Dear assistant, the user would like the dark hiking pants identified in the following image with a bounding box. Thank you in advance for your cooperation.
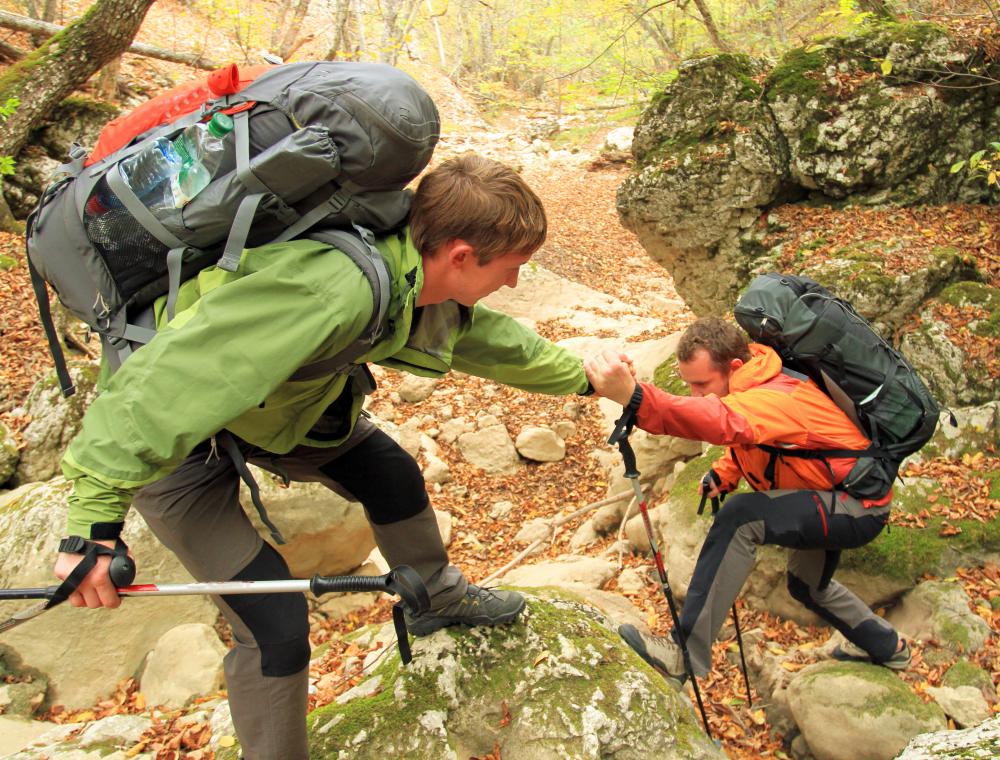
[675,489,898,677]
[132,418,467,760]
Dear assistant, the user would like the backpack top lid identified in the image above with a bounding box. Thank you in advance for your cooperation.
[233,61,441,191]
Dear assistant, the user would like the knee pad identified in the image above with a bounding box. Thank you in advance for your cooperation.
[227,543,310,677]
[786,572,812,604]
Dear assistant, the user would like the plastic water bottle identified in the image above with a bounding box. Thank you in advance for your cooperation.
[118,138,182,211]
[173,113,234,205]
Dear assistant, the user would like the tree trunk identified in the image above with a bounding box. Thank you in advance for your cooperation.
[0,0,156,190]
[0,9,219,70]
[278,0,312,61]
[270,0,293,51]
[324,0,354,59]
[690,0,729,51]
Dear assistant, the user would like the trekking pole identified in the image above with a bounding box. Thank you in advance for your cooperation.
[0,564,430,665]
[698,476,752,709]
[608,407,713,739]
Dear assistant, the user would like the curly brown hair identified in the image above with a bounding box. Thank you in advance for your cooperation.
[677,317,751,368]
[409,153,547,264]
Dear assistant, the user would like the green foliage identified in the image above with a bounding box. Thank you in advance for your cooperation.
[0,96,18,178]
[950,142,1000,191]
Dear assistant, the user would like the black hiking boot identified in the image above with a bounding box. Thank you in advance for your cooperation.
[404,585,525,636]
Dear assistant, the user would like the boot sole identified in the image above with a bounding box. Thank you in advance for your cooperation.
[407,598,526,637]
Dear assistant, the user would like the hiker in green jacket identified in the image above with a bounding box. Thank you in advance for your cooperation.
[52,153,591,759]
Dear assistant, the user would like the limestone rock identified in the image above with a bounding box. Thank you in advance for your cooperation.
[307,590,725,759]
[925,685,991,729]
[397,375,438,403]
[439,417,474,444]
[502,555,616,590]
[920,403,999,460]
[515,427,566,462]
[514,517,551,547]
[422,452,452,485]
[242,466,375,578]
[901,282,1000,406]
[0,715,52,758]
[568,518,600,551]
[76,714,153,750]
[887,581,993,654]
[617,567,647,595]
[551,420,577,440]
[0,479,217,710]
[894,715,1000,759]
[603,126,634,152]
[616,26,995,317]
[941,659,996,704]
[457,424,519,474]
[0,420,18,486]
[140,624,227,709]
[14,362,100,485]
[489,500,514,520]
[787,661,947,760]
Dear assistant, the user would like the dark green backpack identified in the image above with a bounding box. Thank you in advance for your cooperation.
[734,272,941,500]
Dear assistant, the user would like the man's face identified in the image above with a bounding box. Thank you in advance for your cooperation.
[678,348,734,398]
[450,249,532,306]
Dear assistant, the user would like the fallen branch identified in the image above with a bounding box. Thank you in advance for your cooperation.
[0,10,220,70]
[478,486,648,585]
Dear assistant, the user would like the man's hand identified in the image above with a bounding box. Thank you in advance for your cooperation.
[53,539,128,609]
[584,349,638,407]
[699,469,724,500]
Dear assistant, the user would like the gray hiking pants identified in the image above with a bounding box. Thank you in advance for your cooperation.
[133,418,467,760]
[677,489,898,677]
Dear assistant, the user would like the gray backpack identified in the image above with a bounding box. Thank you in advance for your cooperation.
[26,61,440,396]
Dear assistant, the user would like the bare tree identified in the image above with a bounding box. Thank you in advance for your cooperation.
[277,0,312,60]
[691,0,729,51]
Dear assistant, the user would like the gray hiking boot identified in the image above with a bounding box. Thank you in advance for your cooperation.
[832,638,911,671]
[618,623,687,682]
[404,585,526,636]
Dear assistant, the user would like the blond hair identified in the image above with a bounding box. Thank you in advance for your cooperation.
[409,153,546,263]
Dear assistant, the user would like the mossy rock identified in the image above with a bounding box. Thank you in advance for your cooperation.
[0,419,18,486]
[941,659,995,698]
[0,253,17,271]
[788,660,947,760]
[887,580,993,655]
[307,590,724,759]
[651,355,690,397]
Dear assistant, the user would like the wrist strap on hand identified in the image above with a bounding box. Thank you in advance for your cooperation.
[50,537,134,608]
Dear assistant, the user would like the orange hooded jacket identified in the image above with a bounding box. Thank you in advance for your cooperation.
[635,343,891,507]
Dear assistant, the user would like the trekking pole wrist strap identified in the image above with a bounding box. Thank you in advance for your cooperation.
[52,537,135,607]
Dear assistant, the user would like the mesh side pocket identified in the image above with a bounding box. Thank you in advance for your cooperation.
[83,175,169,301]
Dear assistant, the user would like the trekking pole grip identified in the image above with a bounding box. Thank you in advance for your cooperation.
[308,565,430,613]
[608,407,639,479]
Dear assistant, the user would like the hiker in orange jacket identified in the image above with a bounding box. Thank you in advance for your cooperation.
[585,317,910,681]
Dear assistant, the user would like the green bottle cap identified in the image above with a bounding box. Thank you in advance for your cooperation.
[208,113,235,138]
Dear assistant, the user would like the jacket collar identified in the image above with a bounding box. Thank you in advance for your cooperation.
[728,343,783,394]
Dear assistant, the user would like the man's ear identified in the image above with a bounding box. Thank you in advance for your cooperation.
[729,358,744,374]
[447,240,474,267]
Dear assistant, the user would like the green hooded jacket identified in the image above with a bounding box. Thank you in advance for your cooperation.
[61,229,589,537]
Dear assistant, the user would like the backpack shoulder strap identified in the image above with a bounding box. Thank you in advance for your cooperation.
[289,226,391,382]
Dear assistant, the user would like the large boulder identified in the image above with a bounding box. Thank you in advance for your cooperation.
[787,661,947,760]
[306,589,725,759]
[0,479,217,710]
[140,623,227,709]
[13,362,100,486]
[618,53,787,317]
[242,465,375,578]
[920,403,1000,460]
[616,23,997,317]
